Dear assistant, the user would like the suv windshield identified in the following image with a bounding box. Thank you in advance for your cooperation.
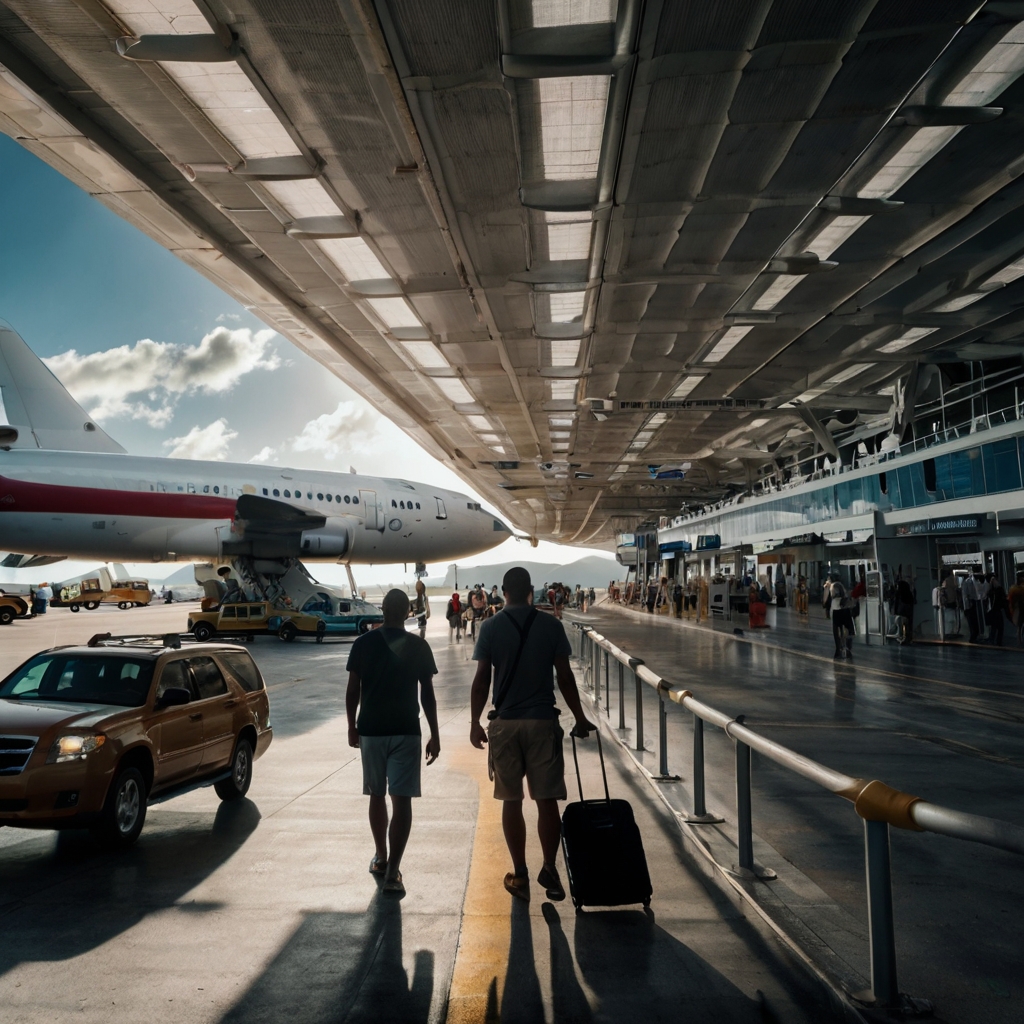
[0,654,155,708]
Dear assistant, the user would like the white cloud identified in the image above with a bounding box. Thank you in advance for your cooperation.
[249,445,276,464]
[164,419,238,461]
[289,401,382,460]
[216,313,241,322]
[43,326,280,426]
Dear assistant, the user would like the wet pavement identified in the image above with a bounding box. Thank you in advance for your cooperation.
[573,601,1024,1024]
[0,603,846,1023]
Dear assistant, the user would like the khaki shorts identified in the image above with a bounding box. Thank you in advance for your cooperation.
[487,718,567,801]
[360,734,421,797]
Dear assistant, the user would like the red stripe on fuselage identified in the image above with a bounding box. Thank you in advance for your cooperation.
[0,474,236,520]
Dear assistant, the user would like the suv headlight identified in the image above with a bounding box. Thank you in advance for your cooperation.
[46,734,106,764]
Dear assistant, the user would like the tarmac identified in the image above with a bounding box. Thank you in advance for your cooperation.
[572,598,1024,1024]
[0,601,847,1024]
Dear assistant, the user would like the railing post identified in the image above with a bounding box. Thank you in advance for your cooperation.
[617,661,625,730]
[730,737,775,880]
[864,819,900,1008]
[634,668,644,752]
[592,640,599,707]
[604,651,610,715]
[654,688,680,781]
[684,716,723,823]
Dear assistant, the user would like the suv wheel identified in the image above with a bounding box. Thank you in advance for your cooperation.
[69,603,80,613]
[193,621,215,642]
[215,739,253,801]
[278,622,297,642]
[85,600,100,610]
[0,607,13,625]
[96,765,147,847]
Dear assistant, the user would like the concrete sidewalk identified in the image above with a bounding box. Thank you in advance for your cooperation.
[0,606,848,1024]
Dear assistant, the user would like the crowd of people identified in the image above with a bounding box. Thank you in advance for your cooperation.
[443,581,597,641]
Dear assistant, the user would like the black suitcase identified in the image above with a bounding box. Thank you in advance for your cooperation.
[561,728,653,912]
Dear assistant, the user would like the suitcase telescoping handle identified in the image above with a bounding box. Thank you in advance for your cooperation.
[569,724,611,804]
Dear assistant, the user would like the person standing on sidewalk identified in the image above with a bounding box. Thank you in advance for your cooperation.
[987,574,1009,646]
[346,589,441,895]
[469,566,594,903]
[826,574,855,658]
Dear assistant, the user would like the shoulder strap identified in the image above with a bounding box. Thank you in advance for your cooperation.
[491,608,539,716]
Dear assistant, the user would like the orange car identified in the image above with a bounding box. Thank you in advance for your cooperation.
[0,635,273,847]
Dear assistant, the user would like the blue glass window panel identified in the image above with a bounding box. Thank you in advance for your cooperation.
[949,448,984,499]
[981,438,1021,493]
[895,466,915,509]
[909,462,936,505]
[933,455,955,501]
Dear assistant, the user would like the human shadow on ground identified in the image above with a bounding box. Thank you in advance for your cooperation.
[219,890,435,1024]
[0,798,260,979]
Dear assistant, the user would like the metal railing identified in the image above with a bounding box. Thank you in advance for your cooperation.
[570,622,1024,1011]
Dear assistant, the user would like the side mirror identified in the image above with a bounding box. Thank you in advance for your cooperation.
[155,686,191,709]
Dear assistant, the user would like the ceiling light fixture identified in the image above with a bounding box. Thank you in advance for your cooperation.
[703,326,752,363]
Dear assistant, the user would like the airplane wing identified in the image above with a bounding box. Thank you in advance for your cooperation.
[234,493,327,533]
[1,553,68,569]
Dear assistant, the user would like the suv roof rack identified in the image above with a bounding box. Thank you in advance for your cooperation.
[85,632,244,649]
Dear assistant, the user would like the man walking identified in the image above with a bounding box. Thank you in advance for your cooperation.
[470,567,594,902]
[826,574,855,658]
[347,589,441,895]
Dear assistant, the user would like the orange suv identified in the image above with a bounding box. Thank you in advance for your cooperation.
[0,634,273,847]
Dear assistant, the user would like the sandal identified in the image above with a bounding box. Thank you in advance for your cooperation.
[537,864,565,902]
[383,872,405,895]
[504,872,530,902]
[369,856,387,876]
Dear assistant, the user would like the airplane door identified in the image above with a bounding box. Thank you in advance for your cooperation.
[360,489,382,531]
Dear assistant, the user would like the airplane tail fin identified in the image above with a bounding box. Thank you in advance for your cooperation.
[0,321,125,453]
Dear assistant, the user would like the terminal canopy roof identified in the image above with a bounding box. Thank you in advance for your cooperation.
[3,1,1024,543]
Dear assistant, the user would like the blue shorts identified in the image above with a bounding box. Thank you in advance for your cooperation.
[360,734,421,797]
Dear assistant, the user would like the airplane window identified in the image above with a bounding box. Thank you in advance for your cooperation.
[345,495,351,504]
[188,484,196,494]
[214,486,220,494]
[335,494,341,502]
[327,494,333,502]
[307,492,312,499]
[273,489,280,497]
[392,499,397,508]
[317,493,323,500]
[177,485,183,492]
[203,485,210,493]
[353,496,360,504]
[415,502,421,509]
[263,488,268,495]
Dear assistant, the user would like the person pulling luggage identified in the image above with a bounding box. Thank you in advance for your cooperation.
[469,566,594,903]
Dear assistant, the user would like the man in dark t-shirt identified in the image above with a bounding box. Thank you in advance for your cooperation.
[471,566,593,903]
[347,589,440,895]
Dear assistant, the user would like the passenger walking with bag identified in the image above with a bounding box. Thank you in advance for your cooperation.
[826,574,855,658]
[446,592,464,643]
[469,567,594,903]
[346,589,441,896]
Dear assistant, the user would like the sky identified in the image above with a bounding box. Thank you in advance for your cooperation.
[0,134,614,589]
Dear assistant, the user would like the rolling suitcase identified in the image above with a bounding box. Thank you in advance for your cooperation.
[561,727,653,912]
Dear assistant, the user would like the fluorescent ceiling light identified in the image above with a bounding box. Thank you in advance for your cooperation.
[634,431,654,442]
[944,22,1024,106]
[550,431,571,439]
[878,327,937,353]
[264,179,339,218]
[535,76,610,181]
[808,215,869,259]
[543,211,593,261]
[827,363,874,386]
[703,326,752,363]
[628,440,648,450]
[552,444,570,452]
[479,433,501,444]
[749,417,769,427]
[490,445,506,454]
[932,292,986,312]
[549,380,577,400]
[434,378,475,404]
[546,291,586,323]
[647,412,668,427]
[531,0,617,26]
[319,237,389,282]
[549,416,575,426]
[550,339,581,363]
[367,297,420,329]
[400,341,449,368]
[752,274,804,311]
[615,463,629,473]
[467,415,492,430]
[672,374,706,398]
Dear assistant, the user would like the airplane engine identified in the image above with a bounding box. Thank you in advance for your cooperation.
[299,519,351,558]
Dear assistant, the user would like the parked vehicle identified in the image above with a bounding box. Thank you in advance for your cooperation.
[0,593,30,625]
[188,594,383,643]
[188,601,275,642]
[104,580,153,610]
[0,635,273,846]
[52,576,107,612]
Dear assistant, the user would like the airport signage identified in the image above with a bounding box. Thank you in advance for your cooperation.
[783,533,821,546]
[696,534,721,550]
[897,516,981,536]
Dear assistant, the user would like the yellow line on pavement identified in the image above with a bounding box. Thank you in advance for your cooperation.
[445,742,510,1024]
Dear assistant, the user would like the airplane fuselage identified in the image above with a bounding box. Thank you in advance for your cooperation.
[0,449,509,564]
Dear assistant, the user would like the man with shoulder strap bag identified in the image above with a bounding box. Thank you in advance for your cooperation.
[470,566,594,903]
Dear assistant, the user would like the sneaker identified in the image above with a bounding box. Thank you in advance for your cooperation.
[503,872,530,901]
[538,864,565,901]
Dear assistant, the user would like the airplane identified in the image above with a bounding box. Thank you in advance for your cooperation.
[0,322,511,567]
